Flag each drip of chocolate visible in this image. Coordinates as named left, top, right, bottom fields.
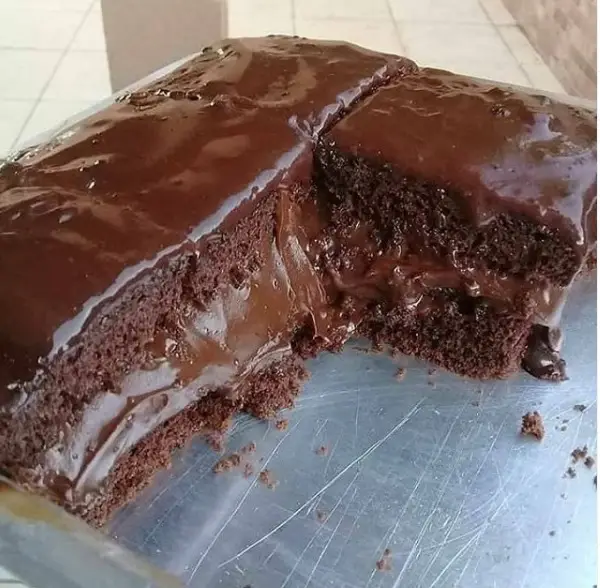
left=522, top=325, right=567, bottom=381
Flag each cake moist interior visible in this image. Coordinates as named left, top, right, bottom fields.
left=0, top=36, right=595, bottom=526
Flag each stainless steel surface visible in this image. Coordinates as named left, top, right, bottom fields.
left=109, top=276, right=597, bottom=588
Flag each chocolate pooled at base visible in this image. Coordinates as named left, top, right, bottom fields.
left=0, top=36, right=596, bottom=524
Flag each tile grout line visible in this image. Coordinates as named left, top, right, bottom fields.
left=9, top=0, right=97, bottom=151
left=384, top=0, right=406, bottom=54
left=477, top=0, right=533, bottom=86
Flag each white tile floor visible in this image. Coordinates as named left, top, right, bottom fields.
left=0, top=0, right=565, bottom=157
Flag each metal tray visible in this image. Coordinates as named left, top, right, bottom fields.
left=108, top=275, right=597, bottom=588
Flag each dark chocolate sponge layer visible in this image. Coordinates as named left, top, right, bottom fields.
left=0, top=36, right=596, bottom=525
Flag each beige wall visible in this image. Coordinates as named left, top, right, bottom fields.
left=101, top=0, right=227, bottom=91
left=502, top=0, right=596, bottom=98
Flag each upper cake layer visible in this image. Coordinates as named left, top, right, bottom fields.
left=0, top=37, right=411, bottom=395
left=322, top=68, right=597, bottom=279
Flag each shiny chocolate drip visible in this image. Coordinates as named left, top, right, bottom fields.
left=522, top=325, right=567, bottom=381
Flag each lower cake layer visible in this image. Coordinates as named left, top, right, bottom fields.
left=360, top=293, right=531, bottom=379
left=76, top=355, right=309, bottom=527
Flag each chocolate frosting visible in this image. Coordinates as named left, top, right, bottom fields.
left=326, top=68, right=597, bottom=254
left=0, top=37, right=596, bottom=506
left=0, top=37, right=410, bottom=393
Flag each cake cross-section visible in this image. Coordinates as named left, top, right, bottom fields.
left=0, top=37, right=595, bottom=525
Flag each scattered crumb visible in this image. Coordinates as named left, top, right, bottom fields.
left=521, top=411, right=545, bottom=440
left=560, top=493, right=566, bottom=499
left=584, top=456, right=595, bottom=469
left=427, top=380, right=436, bottom=388
left=549, top=530, right=556, bottom=537
left=240, top=441, right=257, bottom=455
left=206, top=432, right=225, bottom=453
left=372, top=342, right=384, bottom=353
left=594, top=475, right=597, bottom=488
left=243, top=463, right=254, bottom=478
left=571, top=446, right=588, bottom=463
left=562, top=418, right=569, bottom=424
left=212, top=452, right=241, bottom=473
left=427, top=368, right=437, bottom=376
left=395, top=367, right=406, bottom=382
left=376, top=548, right=392, bottom=572
left=564, top=467, right=577, bottom=479
left=573, top=404, right=586, bottom=412
left=471, top=400, right=480, bottom=407
left=259, top=469, right=278, bottom=490
left=316, top=510, right=328, bottom=523
left=315, top=445, right=329, bottom=456
left=275, top=419, right=289, bottom=431
left=559, top=425, right=567, bottom=431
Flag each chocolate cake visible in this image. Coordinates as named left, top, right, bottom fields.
left=0, top=36, right=596, bottom=526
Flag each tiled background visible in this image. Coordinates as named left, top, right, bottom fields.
left=0, top=0, right=567, bottom=157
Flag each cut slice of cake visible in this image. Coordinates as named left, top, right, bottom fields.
left=0, top=37, right=595, bottom=526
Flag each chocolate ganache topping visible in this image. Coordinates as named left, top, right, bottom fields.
left=0, top=37, right=412, bottom=396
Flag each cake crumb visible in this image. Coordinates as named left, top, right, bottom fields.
left=275, top=419, right=288, bottom=431
left=573, top=404, right=586, bottom=412
left=395, top=368, right=406, bottom=382
left=564, top=467, right=577, bottom=479
left=584, top=455, right=595, bottom=468
left=240, top=441, right=257, bottom=454
left=571, top=446, right=588, bottom=463
left=259, top=469, right=278, bottom=489
left=549, top=530, right=556, bottom=537
left=316, top=510, right=328, bottom=523
left=376, top=548, right=392, bottom=572
left=212, top=452, right=241, bottom=473
left=315, top=445, right=329, bottom=456
left=206, top=433, right=225, bottom=453
left=521, top=411, right=544, bottom=440
left=243, top=463, right=254, bottom=478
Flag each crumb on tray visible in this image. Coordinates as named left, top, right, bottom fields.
left=376, top=548, right=392, bottom=572
left=259, top=469, right=278, bottom=490
left=275, top=419, right=289, bottom=431
left=521, top=411, right=544, bottom=440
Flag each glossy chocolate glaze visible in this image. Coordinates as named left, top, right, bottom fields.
left=522, top=325, right=567, bottom=381
left=326, top=68, right=597, bottom=255
left=0, top=36, right=410, bottom=395
left=0, top=37, right=596, bottom=509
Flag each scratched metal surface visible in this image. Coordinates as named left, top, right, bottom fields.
left=108, top=275, right=597, bottom=588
